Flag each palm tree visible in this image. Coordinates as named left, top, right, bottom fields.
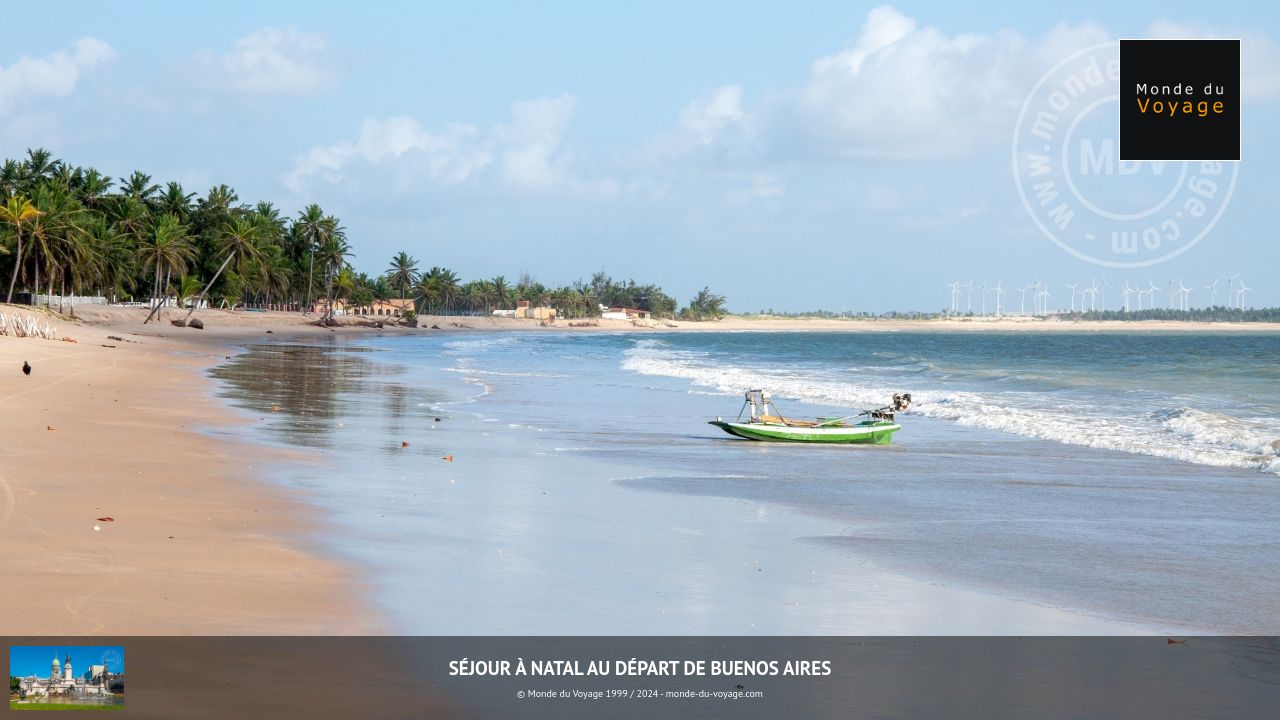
left=385, top=251, right=420, bottom=301
left=435, top=267, right=460, bottom=313
left=110, top=196, right=151, bottom=252
left=334, top=266, right=357, bottom=307
left=313, top=225, right=351, bottom=320
left=294, top=204, right=329, bottom=312
left=246, top=243, right=290, bottom=309
left=1, top=195, right=42, bottom=302
left=490, top=275, right=509, bottom=310
left=22, top=183, right=88, bottom=310
left=76, top=168, right=113, bottom=210
left=422, top=266, right=460, bottom=314
left=139, top=214, right=195, bottom=322
left=82, top=217, right=133, bottom=302
left=413, top=274, right=442, bottom=315
left=176, top=275, right=203, bottom=308
left=184, top=216, right=263, bottom=322
left=21, top=149, right=59, bottom=190
left=156, top=182, right=195, bottom=219
left=120, top=171, right=161, bottom=205
left=0, top=160, right=20, bottom=197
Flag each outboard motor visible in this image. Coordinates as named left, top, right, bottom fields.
left=870, top=393, right=912, bottom=421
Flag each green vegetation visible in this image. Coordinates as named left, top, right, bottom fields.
left=10, top=701, right=123, bottom=710
left=680, top=286, right=727, bottom=320
left=9, top=675, right=19, bottom=696
left=0, top=149, right=711, bottom=322
left=391, top=270, right=685, bottom=320
left=0, top=148, right=349, bottom=315
left=1055, top=307, right=1280, bottom=322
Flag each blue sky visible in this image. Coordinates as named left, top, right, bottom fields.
left=9, top=646, right=124, bottom=677
left=2, top=2, right=1275, bottom=311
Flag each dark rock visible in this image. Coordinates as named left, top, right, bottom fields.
left=189, top=318, right=204, bottom=330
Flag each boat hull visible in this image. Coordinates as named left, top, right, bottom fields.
left=708, top=420, right=899, bottom=444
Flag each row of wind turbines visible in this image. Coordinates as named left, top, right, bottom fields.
left=944, top=275, right=1253, bottom=316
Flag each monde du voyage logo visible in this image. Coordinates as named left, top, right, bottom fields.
left=1013, top=40, right=1241, bottom=268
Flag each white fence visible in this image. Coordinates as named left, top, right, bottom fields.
left=32, top=294, right=108, bottom=306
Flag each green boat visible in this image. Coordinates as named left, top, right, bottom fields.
left=708, top=390, right=910, bottom=444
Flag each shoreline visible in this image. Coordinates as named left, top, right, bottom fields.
left=67, top=303, right=1280, bottom=337
left=0, top=304, right=385, bottom=634
left=6, top=303, right=1275, bottom=635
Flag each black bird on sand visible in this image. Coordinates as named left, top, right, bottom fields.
left=22, top=361, right=31, bottom=376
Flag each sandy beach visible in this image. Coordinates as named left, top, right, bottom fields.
left=0, top=304, right=383, bottom=635
left=66, top=303, right=1280, bottom=336
left=4, top=302, right=1277, bottom=636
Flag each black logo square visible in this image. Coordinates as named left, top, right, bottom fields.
left=1120, top=39, right=1240, bottom=161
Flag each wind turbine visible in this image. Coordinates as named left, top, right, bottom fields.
left=1066, top=283, right=1079, bottom=313
left=1236, top=280, right=1251, bottom=310
left=1097, top=276, right=1109, bottom=312
left=1035, top=282, right=1051, bottom=316
left=993, top=281, right=1005, bottom=316
left=1018, top=285, right=1032, bottom=316
left=1226, top=274, right=1239, bottom=308
left=1121, top=282, right=1135, bottom=313
left=965, top=278, right=975, bottom=314
left=1176, top=280, right=1192, bottom=311
left=946, top=281, right=960, bottom=314
left=980, top=279, right=989, bottom=317
left=1145, top=279, right=1161, bottom=310
left=1205, top=279, right=1219, bottom=308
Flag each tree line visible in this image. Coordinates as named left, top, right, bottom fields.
left=0, top=149, right=727, bottom=321
left=0, top=148, right=349, bottom=316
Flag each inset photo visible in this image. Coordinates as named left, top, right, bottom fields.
left=9, top=646, right=124, bottom=711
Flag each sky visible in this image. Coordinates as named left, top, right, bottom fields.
left=1, top=1, right=1276, bottom=312
left=9, top=645, right=124, bottom=677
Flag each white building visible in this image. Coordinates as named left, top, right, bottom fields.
left=17, top=653, right=116, bottom=700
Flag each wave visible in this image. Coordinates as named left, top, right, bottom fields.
left=621, top=341, right=1280, bottom=475
left=441, top=367, right=567, bottom=379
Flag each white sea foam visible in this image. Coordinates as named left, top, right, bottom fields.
left=622, top=340, right=1280, bottom=475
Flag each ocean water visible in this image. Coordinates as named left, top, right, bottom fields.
left=211, top=330, right=1280, bottom=634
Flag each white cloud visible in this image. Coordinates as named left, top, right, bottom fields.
left=679, top=85, right=746, bottom=144
left=791, top=6, right=1108, bottom=159
left=284, top=93, right=611, bottom=196
left=1146, top=20, right=1280, bottom=101
left=0, top=37, right=114, bottom=115
left=635, top=84, right=759, bottom=173
left=203, top=27, right=335, bottom=95
left=496, top=95, right=577, bottom=188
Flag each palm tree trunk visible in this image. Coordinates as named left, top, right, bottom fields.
left=304, top=252, right=314, bottom=313
left=184, top=251, right=235, bottom=323
left=4, top=230, right=21, bottom=304
left=325, top=269, right=335, bottom=320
